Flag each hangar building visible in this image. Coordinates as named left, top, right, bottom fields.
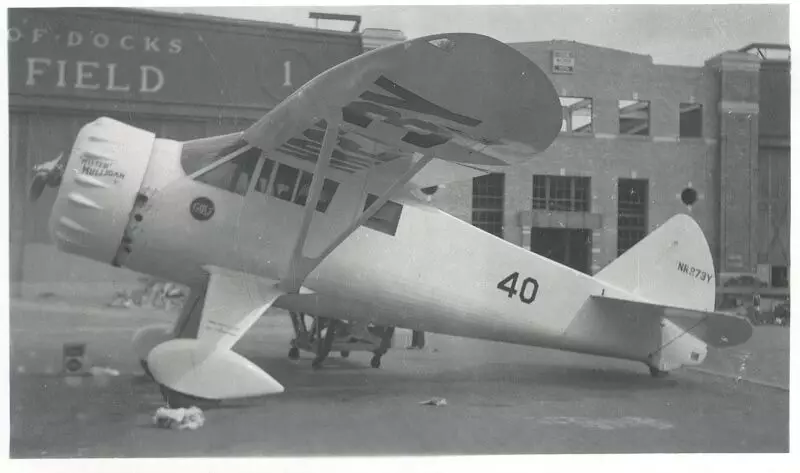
left=427, top=40, right=790, bottom=306
left=8, top=8, right=363, bottom=297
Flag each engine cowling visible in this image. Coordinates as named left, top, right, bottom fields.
left=48, top=117, right=155, bottom=265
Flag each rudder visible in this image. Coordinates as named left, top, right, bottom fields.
left=595, top=214, right=716, bottom=312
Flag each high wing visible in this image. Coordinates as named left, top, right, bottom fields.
left=237, top=33, right=563, bottom=294
left=242, top=32, right=562, bottom=190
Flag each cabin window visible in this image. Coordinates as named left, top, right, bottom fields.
left=294, top=171, right=313, bottom=206
left=363, top=194, right=403, bottom=236
left=316, top=179, right=339, bottom=213
left=254, top=157, right=276, bottom=193
left=253, top=159, right=339, bottom=214
left=193, top=146, right=261, bottom=196
left=272, top=164, right=300, bottom=201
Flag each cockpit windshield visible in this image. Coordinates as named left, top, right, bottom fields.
left=181, top=133, right=248, bottom=176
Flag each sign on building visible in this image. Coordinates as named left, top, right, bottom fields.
left=552, top=50, right=575, bottom=74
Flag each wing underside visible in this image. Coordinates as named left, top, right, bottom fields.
left=243, top=33, right=562, bottom=187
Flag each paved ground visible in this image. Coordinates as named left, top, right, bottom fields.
left=9, top=299, right=790, bottom=458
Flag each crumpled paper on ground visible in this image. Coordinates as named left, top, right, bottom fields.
left=153, top=406, right=205, bottom=430
left=419, top=397, right=447, bottom=407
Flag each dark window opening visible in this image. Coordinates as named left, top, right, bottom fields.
left=531, top=228, right=592, bottom=274
left=617, top=178, right=648, bottom=256
left=193, top=146, right=261, bottom=196
left=255, top=157, right=276, bottom=193
left=560, top=97, right=593, bottom=134
left=772, top=265, right=789, bottom=288
left=363, top=194, right=403, bottom=236
left=272, top=164, right=300, bottom=201
left=619, top=100, right=650, bottom=136
left=533, top=175, right=590, bottom=212
left=680, top=103, right=703, bottom=138
left=254, top=159, right=338, bottom=214
left=472, top=173, right=504, bottom=238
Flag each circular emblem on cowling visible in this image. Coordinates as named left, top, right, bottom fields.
left=190, top=197, right=215, bottom=221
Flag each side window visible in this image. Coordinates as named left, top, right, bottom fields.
left=363, top=194, right=403, bottom=236
left=255, top=157, right=276, bottom=193
left=194, top=146, right=261, bottom=196
left=316, top=179, right=339, bottom=213
left=272, top=164, right=300, bottom=201
left=253, top=159, right=340, bottom=214
left=294, top=171, right=313, bottom=206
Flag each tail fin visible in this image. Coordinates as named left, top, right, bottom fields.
left=596, top=214, right=716, bottom=312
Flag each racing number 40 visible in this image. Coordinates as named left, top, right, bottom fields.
left=497, top=272, right=539, bottom=304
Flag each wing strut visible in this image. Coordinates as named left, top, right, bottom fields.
left=279, top=112, right=434, bottom=293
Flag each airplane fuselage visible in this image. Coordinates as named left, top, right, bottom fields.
left=118, top=139, right=677, bottom=367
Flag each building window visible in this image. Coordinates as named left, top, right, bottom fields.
left=617, top=178, right=648, bottom=256
left=772, top=265, right=788, bottom=288
left=472, top=173, right=504, bottom=238
left=619, top=100, right=651, bottom=136
left=532, top=175, right=590, bottom=212
left=560, top=97, right=593, bottom=134
left=363, top=194, right=403, bottom=236
left=680, top=103, right=703, bottom=137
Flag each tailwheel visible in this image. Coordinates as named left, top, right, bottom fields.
left=159, top=384, right=221, bottom=409
left=340, top=351, right=350, bottom=358
left=370, top=354, right=382, bottom=369
left=649, top=366, right=670, bottom=378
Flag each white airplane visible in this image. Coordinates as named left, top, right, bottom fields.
left=29, top=33, right=752, bottom=407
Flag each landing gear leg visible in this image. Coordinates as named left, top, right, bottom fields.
left=370, top=325, right=395, bottom=369
left=312, top=318, right=338, bottom=370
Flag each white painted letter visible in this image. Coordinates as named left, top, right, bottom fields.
left=76, top=61, right=100, bottom=90
left=33, top=28, right=47, bottom=43
left=26, top=58, right=50, bottom=86
left=140, top=65, right=164, bottom=93
left=8, top=27, right=22, bottom=42
left=93, top=33, right=109, bottom=48
left=67, top=31, right=83, bottom=47
left=144, top=36, right=160, bottom=52
left=168, top=39, right=182, bottom=54
left=56, top=60, right=67, bottom=88
left=107, top=63, right=130, bottom=92
left=120, top=35, right=134, bottom=50
left=283, top=60, right=292, bottom=87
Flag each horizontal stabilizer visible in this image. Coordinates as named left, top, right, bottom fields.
left=590, top=295, right=753, bottom=348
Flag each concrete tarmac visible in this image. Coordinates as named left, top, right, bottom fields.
left=9, top=300, right=789, bottom=457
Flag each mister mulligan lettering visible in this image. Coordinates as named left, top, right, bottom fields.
left=80, top=155, right=125, bottom=182
left=9, top=24, right=182, bottom=94
left=677, top=261, right=714, bottom=284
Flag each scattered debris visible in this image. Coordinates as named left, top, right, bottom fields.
left=109, top=278, right=188, bottom=310
left=419, top=397, right=447, bottom=407
left=89, top=366, right=120, bottom=377
left=153, top=406, right=205, bottom=430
